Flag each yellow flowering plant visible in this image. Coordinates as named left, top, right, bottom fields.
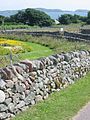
left=0, top=39, right=32, bottom=55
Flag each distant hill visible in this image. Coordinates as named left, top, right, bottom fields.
left=0, top=10, right=18, bottom=17
left=0, top=8, right=89, bottom=19
left=36, top=8, right=63, bottom=12
left=75, top=9, right=89, bottom=12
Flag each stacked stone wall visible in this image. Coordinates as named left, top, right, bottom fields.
left=0, top=50, right=90, bottom=119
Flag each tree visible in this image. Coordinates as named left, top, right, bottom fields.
left=58, top=14, right=86, bottom=25
left=79, top=16, right=87, bottom=22
left=58, top=14, right=72, bottom=25
left=71, top=14, right=80, bottom=23
left=9, top=8, right=54, bottom=27
left=0, top=15, right=5, bottom=25
left=86, top=11, right=90, bottom=24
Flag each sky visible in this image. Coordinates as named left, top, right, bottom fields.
left=0, top=0, right=90, bottom=11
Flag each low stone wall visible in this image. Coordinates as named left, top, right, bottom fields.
left=0, top=50, right=90, bottom=120
left=64, top=31, right=90, bottom=42
left=1, top=30, right=90, bottom=42
left=81, top=29, right=90, bottom=34
left=0, top=30, right=61, bottom=37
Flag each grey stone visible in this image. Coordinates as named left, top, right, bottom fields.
left=31, top=100, right=35, bottom=105
left=12, top=77, right=18, bottom=82
left=8, top=103, right=15, bottom=112
left=19, top=92, right=25, bottom=100
left=5, top=98, right=12, bottom=105
left=33, top=83, right=39, bottom=90
left=39, top=91, right=44, bottom=96
left=15, top=83, right=25, bottom=93
left=49, top=56, right=58, bottom=65
left=16, top=101, right=25, bottom=109
left=43, top=93, right=49, bottom=100
left=12, top=93, right=20, bottom=104
left=38, top=82, right=43, bottom=89
left=0, top=112, right=8, bottom=119
left=35, top=88, right=40, bottom=95
left=43, top=78, right=49, bottom=84
left=51, top=82, right=56, bottom=89
left=0, top=104, right=8, bottom=112
left=6, top=80, right=14, bottom=88
left=64, top=53, right=71, bottom=62
left=0, top=79, right=6, bottom=88
left=35, top=95, right=43, bottom=102
left=0, top=90, right=5, bottom=103
left=25, top=90, right=30, bottom=95
left=25, top=92, right=35, bottom=105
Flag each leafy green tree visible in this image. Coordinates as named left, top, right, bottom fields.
left=0, top=15, right=5, bottom=25
left=58, top=14, right=86, bottom=25
left=9, top=8, right=53, bottom=27
left=79, top=16, right=87, bottom=22
left=58, top=14, right=72, bottom=25
left=25, top=8, right=53, bottom=26
left=88, top=11, right=90, bottom=19
left=86, top=11, right=90, bottom=24
left=71, top=14, right=80, bottom=23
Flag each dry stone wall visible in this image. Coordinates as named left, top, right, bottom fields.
left=64, top=31, right=90, bottom=41
left=0, top=50, right=90, bottom=120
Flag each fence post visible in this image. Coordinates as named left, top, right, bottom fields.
left=10, top=51, right=13, bottom=66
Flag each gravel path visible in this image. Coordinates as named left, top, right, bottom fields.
left=72, top=102, right=90, bottom=120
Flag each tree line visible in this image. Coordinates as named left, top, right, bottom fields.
left=58, top=11, right=90, bottom=25
left=0, top=8, right=90, bottom=26
left=0, top=8, right=54, bottom=27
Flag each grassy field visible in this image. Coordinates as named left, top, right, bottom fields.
left=0, top=34, right=90, bottom=68
left=27, top=36, right=90, bottom=54
left=12, top=72, right=90, bottom=120
left=19, top=42, right=53, bottom=60
left=0, top=23, right=82, bottom=32
left=0, top=24, right=39, bottom=30
left=0, top=40, right=53, bottom=68
left=0, top=34, right=90, bottom=54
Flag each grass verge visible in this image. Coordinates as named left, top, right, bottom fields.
left=12, top=72, right=90, bottom=120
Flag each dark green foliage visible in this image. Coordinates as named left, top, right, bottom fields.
left=58, top=14, right=72, bottom=25
left=88, top=11, right=90, bottom=19
left=9, top=8, right=53, bottom=27
left=0, top=15, right=5, bottom=25
left=86, top=11, right=90, bottom=24
left=79, top=16, right=87, bottom=22
left=58, top=14, right=87, bottom=25
left=71, top=14, right=80, bottom=23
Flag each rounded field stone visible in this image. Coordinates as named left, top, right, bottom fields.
left=0, top=90, right=5, bottom=103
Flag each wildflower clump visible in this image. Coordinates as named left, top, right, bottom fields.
left=0, top=39, right=32, bottom=55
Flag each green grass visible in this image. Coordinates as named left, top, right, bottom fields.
left=0, top=24, right=39, bottom=30
left=0, top=23, right=82, bottom=32
left=25, top=36, right=90, bottom=54
left=0, top=34, right=90, bottom=68
left=1, top=34, right=90, bottom=53
left=19, top=42, right=53, bottom=60
left=0, top=41, right=53, bottom=68
left=12, top=72, right=90, bottom=120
